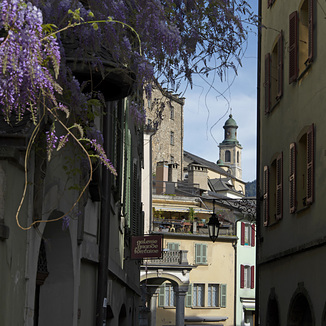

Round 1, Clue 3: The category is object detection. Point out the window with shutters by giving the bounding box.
[241,223,255,247]
[240,265,255,289]
[195,243,207,264]
[263,153,283,226]
[289,0,314,84]
[158,283,176,307]
[290,124,314,212]
[167,242,179,251]
[193,283,205,307]
[265,32,283,114]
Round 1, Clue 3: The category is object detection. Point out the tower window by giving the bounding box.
[170,105,174,120]
[237,151,240,163]
[225,150,231,163]
[170,131,174,146]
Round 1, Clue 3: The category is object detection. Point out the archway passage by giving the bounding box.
[266,296,280,326]
[288,293,313,326]
[36,212,74,326]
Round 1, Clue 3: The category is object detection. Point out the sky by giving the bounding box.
[181,3,258,183]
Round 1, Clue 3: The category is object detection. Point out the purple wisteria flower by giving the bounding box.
[89,139,117,176]
[0,0,61,123]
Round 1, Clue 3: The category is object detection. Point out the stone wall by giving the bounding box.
[145,86,185,181]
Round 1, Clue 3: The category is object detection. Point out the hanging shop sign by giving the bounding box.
[131,235,162,259]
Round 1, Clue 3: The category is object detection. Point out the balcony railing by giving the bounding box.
[144,250,188,265]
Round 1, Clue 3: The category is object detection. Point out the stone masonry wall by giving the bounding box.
[145,86,185,181]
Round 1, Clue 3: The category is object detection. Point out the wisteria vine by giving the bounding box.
[0,0,254,229]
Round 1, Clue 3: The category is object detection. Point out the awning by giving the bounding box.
[184,316,228,322]
[153,206,212,214]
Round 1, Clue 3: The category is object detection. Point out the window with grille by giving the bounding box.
[193,284,204,307]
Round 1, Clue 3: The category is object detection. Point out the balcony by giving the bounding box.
[144,250,189,266]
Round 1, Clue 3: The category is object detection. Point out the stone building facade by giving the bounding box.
[145,86,185,181]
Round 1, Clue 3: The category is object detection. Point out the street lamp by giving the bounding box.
[208,200,221,242]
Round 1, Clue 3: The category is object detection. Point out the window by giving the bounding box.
[289,0,314,83]
[241,223,255,247]
[170,155,174,164]
[158,283,175,307]
[240,265,255,289]
[193,284,204,307]
[195,243,207,264]
[170,131,174,146]
[263,152,283,226]
[265,32,283,113]
[208,284,219,307]
[167,242,179,251]
[186,284,192,307]
[237,151,240,163]
[225,150,231,163]
[289,124,314,213]
[170,105,174,120]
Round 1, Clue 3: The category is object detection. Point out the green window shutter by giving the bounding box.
[168,242,179,251]
[220,284,227,308]
[186,284,192,307]
[202,244,207,263]
[195,244,200,264]
[158,285,165,307]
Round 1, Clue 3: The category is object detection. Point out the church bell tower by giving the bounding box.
[218,114,243,180]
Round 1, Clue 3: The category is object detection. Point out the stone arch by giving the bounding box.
[287,284,314,326]
[119,303,127,326]
[35,210,74,326]
[266,289,280,326]
[140,273,184,287]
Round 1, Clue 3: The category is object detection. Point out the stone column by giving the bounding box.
[150,289,159,326]
[174,285,188,326]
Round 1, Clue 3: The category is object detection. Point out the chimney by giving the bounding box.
[156,161,168,194]
[168,163,179,183]
[188,164,208,190]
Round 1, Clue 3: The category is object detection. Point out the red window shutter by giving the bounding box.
[265,53,271,114]
[289,143,297,213]
[251,224,255,247]
[277,32,283,99]
[241,222,245,245]
[308,0,314,61]
[289,11,298,84]
[251,266,255,289]
[306,124,314,205]
[263,166,269,226]
[276,152,283,220]
[240,265,245,288]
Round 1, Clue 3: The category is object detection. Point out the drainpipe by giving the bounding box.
[256,0,262,325]
[96,102,113,326]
